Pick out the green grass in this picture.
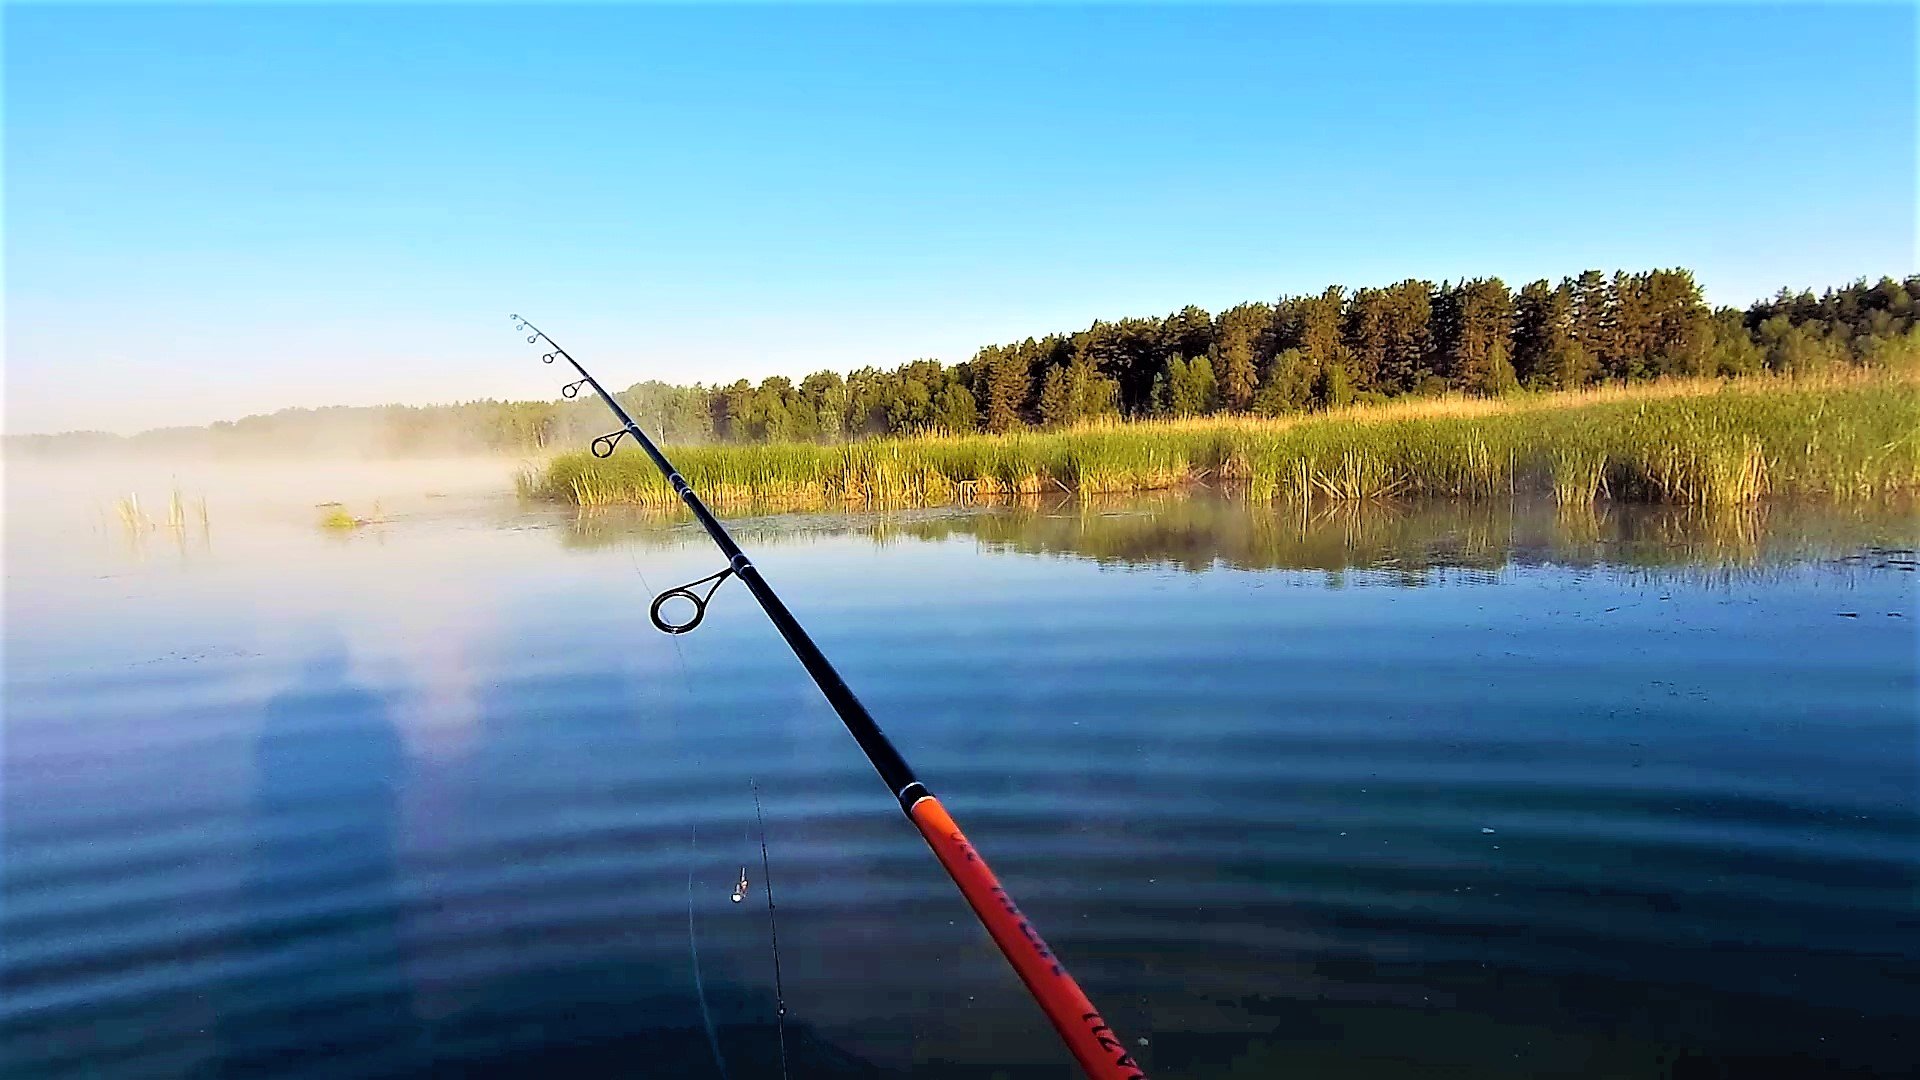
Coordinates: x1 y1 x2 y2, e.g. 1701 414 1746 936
522 372 1920 510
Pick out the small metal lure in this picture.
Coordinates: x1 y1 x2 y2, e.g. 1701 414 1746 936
731 866 749 903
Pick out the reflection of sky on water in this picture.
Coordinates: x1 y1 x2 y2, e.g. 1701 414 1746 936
4 458 1916 1078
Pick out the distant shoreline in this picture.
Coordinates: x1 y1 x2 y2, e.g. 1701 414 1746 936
523 371 1919 510
9 271 1915 458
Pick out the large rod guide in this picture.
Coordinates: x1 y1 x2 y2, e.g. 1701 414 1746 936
513 317 1147 1080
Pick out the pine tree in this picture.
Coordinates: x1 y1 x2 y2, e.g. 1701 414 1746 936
1161 305 1215 364
1158 356 1208 417
1313 359 1355 410
1547 339 1598 389
1511 280 1555 385
1376 280 1436 392
1606 271 1649 379
1478 339 1519 396
1185 355 1218 416
1430 281 1464 386
1704 308 1763 376
1067 349 1120 420
1038 364 1073 427
934 382 978 433
1342 287 1390 391
1436 277 1514 392
1093 318 1167 416
1644 268 1710 376
1570 270 1612 380
800 370 846 439
1149 361 1176 418
976 346 1029 433
1213 303 1269 411
1253 348 1314 415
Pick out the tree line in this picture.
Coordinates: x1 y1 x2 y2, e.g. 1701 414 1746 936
12 270 1915 457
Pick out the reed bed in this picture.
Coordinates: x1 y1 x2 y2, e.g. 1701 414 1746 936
111 487 212 535
524 371 1919 509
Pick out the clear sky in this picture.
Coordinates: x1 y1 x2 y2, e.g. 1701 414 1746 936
5 3 1914 434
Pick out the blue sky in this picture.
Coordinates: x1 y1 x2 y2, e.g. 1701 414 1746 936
6 3 1914 434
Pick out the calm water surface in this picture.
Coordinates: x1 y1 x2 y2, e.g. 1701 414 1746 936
4 460 1916 1078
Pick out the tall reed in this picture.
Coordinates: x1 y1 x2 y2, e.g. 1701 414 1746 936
525 371 1919 509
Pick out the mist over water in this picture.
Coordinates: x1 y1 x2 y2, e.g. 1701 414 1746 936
4 458 1916 1078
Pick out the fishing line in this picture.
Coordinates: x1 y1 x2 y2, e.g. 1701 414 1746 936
688 824 730 1080
628 546 697 700
751 779 790 1080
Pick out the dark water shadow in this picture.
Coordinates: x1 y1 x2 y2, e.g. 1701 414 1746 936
212 640 416 1078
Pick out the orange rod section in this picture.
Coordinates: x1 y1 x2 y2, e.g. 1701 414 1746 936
907 795 1147 1080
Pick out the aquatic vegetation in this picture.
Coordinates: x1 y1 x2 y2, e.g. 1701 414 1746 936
526 371 1920 509
320 508 363 530
111 487 211 537
114 494 152 532
1550 447 1609 504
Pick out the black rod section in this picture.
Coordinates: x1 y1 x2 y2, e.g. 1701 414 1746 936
515 318 927 809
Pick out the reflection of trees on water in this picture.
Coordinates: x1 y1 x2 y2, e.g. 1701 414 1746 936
911 496 1902 578
559 494 1918 582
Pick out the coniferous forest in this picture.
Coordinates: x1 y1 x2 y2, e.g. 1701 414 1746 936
13 271 1918 457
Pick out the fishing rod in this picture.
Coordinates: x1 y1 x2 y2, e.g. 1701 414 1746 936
512 317 1147 1080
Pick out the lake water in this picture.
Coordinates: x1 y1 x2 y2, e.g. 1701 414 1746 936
5 459 1916 1078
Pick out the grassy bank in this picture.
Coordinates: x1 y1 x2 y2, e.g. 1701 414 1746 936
521 371 1919 509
